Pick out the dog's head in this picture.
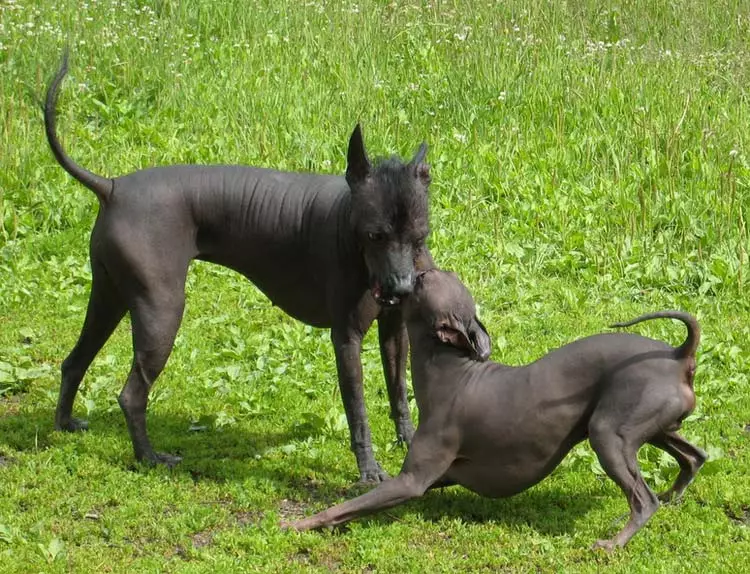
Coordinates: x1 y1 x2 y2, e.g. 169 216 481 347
406 269 492 362
345 124 431 306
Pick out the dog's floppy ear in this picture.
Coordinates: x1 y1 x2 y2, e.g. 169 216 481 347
346 124 371 187
436 315 491 361
436 319 472 353
409 142 431 185
470 316 492 361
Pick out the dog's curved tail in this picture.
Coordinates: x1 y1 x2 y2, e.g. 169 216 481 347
610 311 700 359
45 49 113 203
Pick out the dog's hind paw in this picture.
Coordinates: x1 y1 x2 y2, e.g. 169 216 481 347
146 452 183 468
56 417 89 432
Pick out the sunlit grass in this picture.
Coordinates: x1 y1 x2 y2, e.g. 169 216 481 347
1 0 749 571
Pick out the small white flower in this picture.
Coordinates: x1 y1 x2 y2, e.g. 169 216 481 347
498 91 506 101
729 149 739 158
453 131 467 144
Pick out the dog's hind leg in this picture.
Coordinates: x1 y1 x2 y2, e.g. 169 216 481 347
378 307 414 445
649 431 707 502
118 277 187 466
57 262 126 432
588 416 660 551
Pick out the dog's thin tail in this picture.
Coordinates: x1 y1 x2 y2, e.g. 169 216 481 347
610 311 700 359
45 49 113 203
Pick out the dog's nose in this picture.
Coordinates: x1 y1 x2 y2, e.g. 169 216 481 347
385 274 414 298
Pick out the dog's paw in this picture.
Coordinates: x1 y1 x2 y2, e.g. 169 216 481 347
359 466 389 484
56 417 89 432
147 452 183 468
395 421 415 446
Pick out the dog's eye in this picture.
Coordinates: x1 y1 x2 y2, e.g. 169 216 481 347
368 232 384 243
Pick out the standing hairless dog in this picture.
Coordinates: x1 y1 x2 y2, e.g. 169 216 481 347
44 52 435 482
287 269 706 549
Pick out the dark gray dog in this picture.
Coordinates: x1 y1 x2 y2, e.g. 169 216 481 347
44 53 435 482
287 269 706 549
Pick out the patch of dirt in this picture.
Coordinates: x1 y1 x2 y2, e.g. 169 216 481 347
234 509 264 527
171 545 189 561
0 394 22 415
278 498 309 522
291 547 341 571
0 455 16 468
191 529 215 549
293 547 311 566
725 505 750 527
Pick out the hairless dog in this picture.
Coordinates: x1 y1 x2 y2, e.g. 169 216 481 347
44 52 435 482
286 269 706 549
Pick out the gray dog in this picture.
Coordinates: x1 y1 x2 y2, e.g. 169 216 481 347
287 269 706 549
44 53 435 482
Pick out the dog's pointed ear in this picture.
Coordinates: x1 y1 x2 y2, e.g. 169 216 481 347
409 142 431 185
346 124 371 187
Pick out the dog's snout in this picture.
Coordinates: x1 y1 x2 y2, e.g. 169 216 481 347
385 274 415 297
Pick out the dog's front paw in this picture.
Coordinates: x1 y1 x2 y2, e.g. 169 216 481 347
359 465 389 484
395 420 415 446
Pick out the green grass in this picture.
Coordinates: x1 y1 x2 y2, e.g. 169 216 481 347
1 0 750 571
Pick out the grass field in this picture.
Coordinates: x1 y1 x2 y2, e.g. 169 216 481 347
1 0 750 571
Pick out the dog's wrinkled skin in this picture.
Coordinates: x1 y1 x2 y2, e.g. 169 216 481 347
286 270 706 549
45 52 434 482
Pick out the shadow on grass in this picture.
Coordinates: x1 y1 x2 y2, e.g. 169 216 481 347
0 406 345 489
290 483 606 537
0 407 605 537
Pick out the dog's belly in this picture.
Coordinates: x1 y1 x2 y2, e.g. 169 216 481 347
445 430 583 499
199 252 333 328
446 456 559 498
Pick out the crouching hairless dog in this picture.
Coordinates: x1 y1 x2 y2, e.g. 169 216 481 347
286 269 707 550
44 52 435 482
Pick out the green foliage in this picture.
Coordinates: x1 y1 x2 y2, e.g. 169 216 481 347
1 0 749 572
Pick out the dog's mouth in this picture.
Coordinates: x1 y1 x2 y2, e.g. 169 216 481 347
371 283 402 307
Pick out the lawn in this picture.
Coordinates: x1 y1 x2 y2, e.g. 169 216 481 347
1 0 749 571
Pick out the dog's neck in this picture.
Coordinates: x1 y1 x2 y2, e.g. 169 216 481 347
407 328 477 412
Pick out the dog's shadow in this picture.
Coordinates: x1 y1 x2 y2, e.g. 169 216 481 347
293 482 606 538
0 407 344 489
0 408 605 537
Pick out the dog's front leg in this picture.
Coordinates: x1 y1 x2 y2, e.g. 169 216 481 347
331 326 387 483
284 428 456 531
377 307 414 445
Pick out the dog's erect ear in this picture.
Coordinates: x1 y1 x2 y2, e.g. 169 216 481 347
346 124 371 186
409 142 430 185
